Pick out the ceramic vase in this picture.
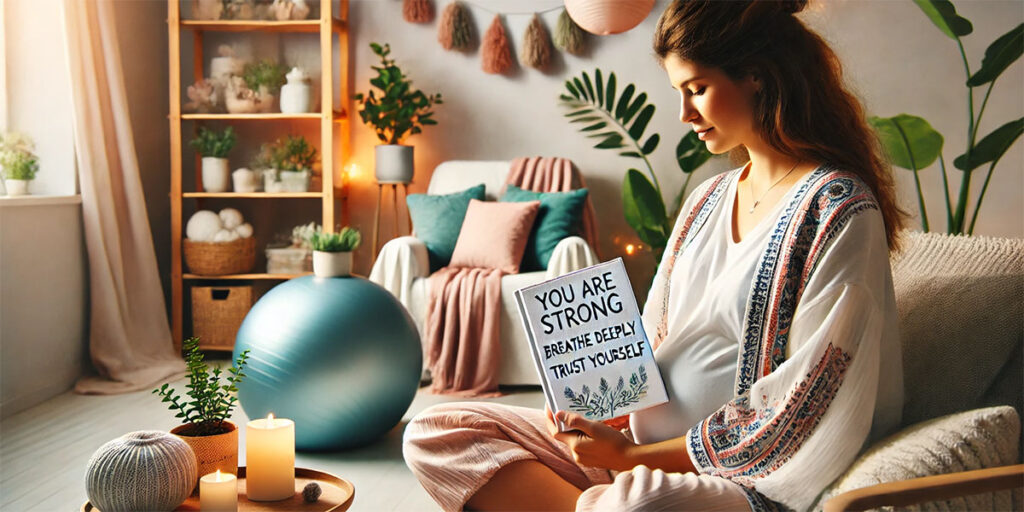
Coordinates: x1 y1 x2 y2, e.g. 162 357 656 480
374 144 414 184
201 157 231 192
313 251 353 277
85 430 198 512
171 421 239 493
232 168 260 193
4 179 30 196
279 67 311 114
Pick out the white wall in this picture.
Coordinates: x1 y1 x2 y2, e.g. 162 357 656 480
346 0 1023 285
0 198 87 418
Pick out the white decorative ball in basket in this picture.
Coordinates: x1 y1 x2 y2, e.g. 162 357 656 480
85 430 198 512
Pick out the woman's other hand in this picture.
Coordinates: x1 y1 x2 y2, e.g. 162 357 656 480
545 408 639 471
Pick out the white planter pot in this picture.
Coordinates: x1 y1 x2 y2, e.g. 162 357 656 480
4 179 30 196
201 157 230 192
375 144 414 184
281 170 310 192
262 169 310 193
313 251 352 278
232 168 260 193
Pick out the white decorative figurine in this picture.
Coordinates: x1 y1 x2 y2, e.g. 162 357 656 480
279 67 312 114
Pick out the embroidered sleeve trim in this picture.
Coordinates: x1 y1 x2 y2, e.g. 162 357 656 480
735 169 879 396
689 343 852 484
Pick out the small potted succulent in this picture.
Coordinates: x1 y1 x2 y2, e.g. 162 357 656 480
0 131 39 196
242 59 287 113
309 226 361 277
190 126 236 193
154 337 250 489
258 135 317 192
354 42 442 184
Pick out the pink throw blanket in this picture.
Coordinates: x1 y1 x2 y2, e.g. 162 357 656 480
425 157 595 396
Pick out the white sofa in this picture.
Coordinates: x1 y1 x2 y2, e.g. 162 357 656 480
369 161 599 385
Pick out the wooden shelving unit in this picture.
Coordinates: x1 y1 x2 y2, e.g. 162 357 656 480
168 1 349 351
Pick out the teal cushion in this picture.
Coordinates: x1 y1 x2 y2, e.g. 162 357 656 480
500 185 588 271
407 184 486 272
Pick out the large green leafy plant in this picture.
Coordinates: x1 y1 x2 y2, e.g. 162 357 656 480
870 1 1022 234
153 337 250 436
559 69 715 260
354 43 442 145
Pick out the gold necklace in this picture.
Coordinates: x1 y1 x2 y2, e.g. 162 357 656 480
748 161 800 213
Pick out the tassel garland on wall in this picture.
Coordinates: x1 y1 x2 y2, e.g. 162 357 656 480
554 8 586 55
403 0 434 23
438 1 473 51
481 15 513 74
401 2 611 78
520 14 552 70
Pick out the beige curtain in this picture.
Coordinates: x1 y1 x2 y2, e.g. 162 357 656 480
64 0 185 394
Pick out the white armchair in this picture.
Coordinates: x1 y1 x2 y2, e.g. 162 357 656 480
369 161 599 385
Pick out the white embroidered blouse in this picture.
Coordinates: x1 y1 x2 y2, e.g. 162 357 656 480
630 165 903 511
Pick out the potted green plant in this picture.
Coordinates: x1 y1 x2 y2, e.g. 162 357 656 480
0 131 40 196
242 59 287 113
190 126 236 193
259 135 318 192
309 226 361 277
354 42 442 184
154 337 250 488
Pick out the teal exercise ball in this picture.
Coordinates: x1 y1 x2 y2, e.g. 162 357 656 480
233 276 421 451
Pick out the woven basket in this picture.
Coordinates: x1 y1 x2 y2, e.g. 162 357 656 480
183 237 255 275
191 286 253 350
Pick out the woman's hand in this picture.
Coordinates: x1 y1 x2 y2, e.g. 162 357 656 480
545 408 639 471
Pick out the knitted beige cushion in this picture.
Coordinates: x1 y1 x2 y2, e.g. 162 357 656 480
815 406 1021 511
890 231 1024 426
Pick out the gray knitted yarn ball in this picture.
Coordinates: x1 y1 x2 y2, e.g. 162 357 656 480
85 430 198 512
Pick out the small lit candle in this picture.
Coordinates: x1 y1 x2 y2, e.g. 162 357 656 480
200 470 237 511
246 413 295 501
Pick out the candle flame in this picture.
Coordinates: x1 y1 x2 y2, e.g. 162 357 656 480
267 412 274 427
215 469 222 482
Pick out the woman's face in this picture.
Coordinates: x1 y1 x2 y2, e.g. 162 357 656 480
663 53 760 154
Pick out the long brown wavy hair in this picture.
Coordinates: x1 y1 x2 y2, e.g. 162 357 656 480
654 0 907 251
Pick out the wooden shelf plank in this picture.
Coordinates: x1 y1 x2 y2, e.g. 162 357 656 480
179 18 345 33
179 110 346 121
183 192 324 198
184 273 311 280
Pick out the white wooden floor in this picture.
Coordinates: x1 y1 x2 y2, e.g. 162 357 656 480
0 363 544 511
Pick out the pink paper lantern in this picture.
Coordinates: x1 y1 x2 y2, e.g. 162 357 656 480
564 0 656 36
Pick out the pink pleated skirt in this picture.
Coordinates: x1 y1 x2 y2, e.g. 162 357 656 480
403 402 753 511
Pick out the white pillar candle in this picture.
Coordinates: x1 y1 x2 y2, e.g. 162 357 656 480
200 470 237 511
245 413 295 501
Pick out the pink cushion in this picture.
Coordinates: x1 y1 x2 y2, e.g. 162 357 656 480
450 199 540 273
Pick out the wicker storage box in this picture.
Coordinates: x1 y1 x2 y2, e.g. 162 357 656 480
183 237 256 276
191 286 253 350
